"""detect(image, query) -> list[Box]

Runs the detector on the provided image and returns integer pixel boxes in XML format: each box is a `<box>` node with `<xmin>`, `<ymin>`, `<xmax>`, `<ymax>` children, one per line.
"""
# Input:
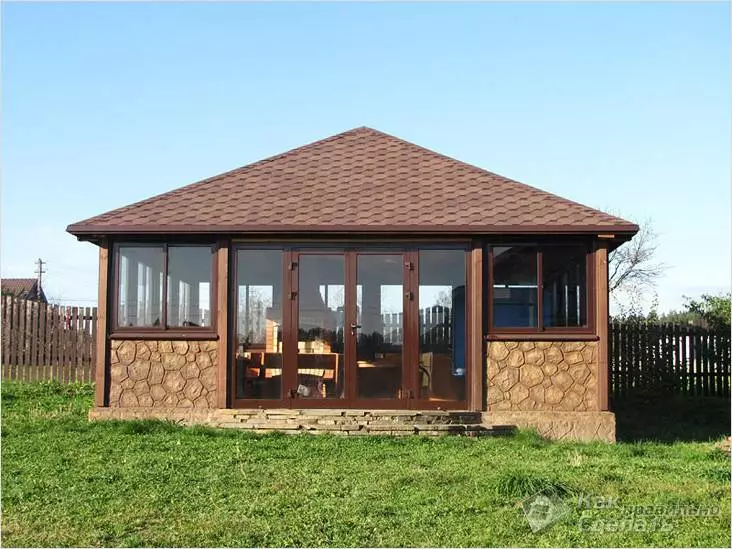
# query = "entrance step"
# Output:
<box><xmin>214</xmin><ymin>409</ymin><xmax>516</xmax><ymax>436</ymax></box>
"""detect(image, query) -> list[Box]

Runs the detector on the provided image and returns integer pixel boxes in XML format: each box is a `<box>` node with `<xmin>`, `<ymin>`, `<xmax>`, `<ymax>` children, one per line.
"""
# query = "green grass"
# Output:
<box><xmin>1</xmin><ymin>381</ymin><xmax>730</xmax><ymax>547</ymax></box>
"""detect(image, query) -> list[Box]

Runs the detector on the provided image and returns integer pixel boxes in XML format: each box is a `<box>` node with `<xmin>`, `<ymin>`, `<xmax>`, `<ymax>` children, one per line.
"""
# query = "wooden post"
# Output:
<box><xmin>469</xmin><ymin>244</ymin><xmax>483</xmax><ymax>411</ymax></box>
<box><xmin>95</xmin><ymin>242</ymin><xmax>109</xmax><ymax>407</ymax></box>
<box><xmin>595</xmin><ymin>241</ymin><xmax>609</xmax><ymax>411</ymax></box>
<box><xmin>216</xmin><ymin>240</ymin><xmax>229</xmax><ymax>409</ymax></box>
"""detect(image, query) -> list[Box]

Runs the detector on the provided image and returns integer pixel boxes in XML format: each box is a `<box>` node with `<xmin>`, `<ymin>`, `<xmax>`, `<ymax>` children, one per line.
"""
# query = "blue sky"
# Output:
<box><xmin>2</xmin><ymin>2</ymin><xmax>730</xmax><ymax>312</ymax></box>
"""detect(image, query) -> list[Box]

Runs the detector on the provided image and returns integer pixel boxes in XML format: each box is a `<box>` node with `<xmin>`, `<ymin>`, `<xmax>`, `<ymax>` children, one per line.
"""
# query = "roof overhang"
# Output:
<box><xmin>67</xmin><ymin>222</ymin><xmax>640</xmax><ymax>248</ymax></box>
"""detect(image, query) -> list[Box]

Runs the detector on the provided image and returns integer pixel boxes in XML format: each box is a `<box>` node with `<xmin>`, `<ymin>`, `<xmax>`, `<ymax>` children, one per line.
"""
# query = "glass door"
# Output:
<box><xmin>291</xmin><ymin>253</ymin><xmax>347</xmax><ymax>401</ymax></box>
<box><xmin>233</xmin><ymin>245</ymin><xmax>470</xmax><ymax>410</ymax></box>
<box><xmin>289</xmin><ymin>250</ymin><xmax>411</xmax><ymax>408</ymax></box>
<box><xmin>354</xmin><ymin>253</ymin><xmax>408</xmax><ymax>404</ymax></box>
<box><xmin>415</xmin><ymin>249</ymin><xmax>468</xmax><ymax>407</ymax></box>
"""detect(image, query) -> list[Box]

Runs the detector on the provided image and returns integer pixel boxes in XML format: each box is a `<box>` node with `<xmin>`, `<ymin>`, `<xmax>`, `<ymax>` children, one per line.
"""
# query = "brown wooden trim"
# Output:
<box><xmin>229</xmin><ymin>246</ymin><xmax>239</xmax><ymax>406</ymax></box>
<box><xmin>536</xmin><ymin>250</ymin><xmax>544</xmax><ymax>331</ymax></box>
<box><xmin>216</xmin><ymin>240</ymin><xmax>229</xmax><ymax>408</ymax></box>
<box><xmin>407</xmin><ymin>249</ymin><xmax>419</xmax><ymax>406</ymax></box>
<box><xmin>491</xmin><ymin>327</ymin><xmax>596</xmax><ymax>336</ymax></box>
<box><xmin>469</xmin><ymin>244</ymin><xmax>483</xmax><ymax>411</ymax></box>
<box><xmin>95</xmin><ymin>241</ymin><xmax>110</xmax><ymax>407</ymax></box>
<box><xmin>162</xmin><ymin>243</ymin><xmax>169</xmax><ymax>328</ymax></box>
<box><xmin>109</xmin><ymin>331</ymin><xmax>218</xmax><ymax>341</ymax></box>
<box><xmin>285</xmin><ymin>249</ymin><xmax>298</xmax><ymax>402</ymax></box>
<box><xmin>345</xmin><ymin>251</ymin><xmax>357</xmax><ymax>402</ymax></box>
<box><xmin>232</xmin><ymin>238</ymin><xmax>473</xmax><ymax>245</ymax></box>
<box><xmin>232</xmin><ymin>399</ymin><xmax>290</xmax><ymax>409</ymax></box>
<box><xmin>486</xmin><ymin>333</ymin><xmax>600</xmax><ymax>342</ymax></box>
<box><xmin>595</xmin><ymin>241</ymin><xmax>610</xmax><ymax>411</ymax></box>
<box><xmin>68</xmin><ymin>223</ymin><xmax>641</xmax><ymax>237</ymax></box>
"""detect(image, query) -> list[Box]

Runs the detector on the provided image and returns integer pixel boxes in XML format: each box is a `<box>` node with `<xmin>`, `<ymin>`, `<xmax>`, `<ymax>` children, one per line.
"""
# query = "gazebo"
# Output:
<box><xmin>67</xmin><ymin>127</ymin><xmax>637</xmax><ymax>441</ymax></box>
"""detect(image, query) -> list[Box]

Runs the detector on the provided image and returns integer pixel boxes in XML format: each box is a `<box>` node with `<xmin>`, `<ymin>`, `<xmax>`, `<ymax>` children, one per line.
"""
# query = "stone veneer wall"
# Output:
<box><xmin>109</xmin><ymin>340</ymin><xmax>218</xmax><ymax>408</ymax></box>
<box><xmin>486</xmin><ymin>341</ymin><xmax>599</xmax><ymax>412</ymax></box>
<box><xmin>484</xmin><ymin>411</ymin><xmax>615</xmax><ymax>442</ymax></box>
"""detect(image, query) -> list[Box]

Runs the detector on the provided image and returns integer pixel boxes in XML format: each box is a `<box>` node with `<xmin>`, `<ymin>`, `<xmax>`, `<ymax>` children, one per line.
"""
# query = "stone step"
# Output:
<box><xmin>214</xmin><ymin>419</ymin><xmax>515</xmax><ymax>437</ymax></box>
<box><xmin>228</xmin><ymin>410</ymin><xmax>483</xmax><ymax>426</ymax></box>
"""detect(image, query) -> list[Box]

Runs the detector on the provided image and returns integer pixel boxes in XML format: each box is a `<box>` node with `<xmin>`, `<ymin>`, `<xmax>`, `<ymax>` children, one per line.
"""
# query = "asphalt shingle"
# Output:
<box><xmin>67</xmin><ymin>127</ymin><xmax>637</xmax><ymax>236</ymax></box>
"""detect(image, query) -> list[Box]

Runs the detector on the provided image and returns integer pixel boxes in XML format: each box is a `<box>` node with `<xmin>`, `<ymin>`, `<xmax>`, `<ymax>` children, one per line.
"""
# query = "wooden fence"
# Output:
<box><xmin>609</xmin><ymin>322</ymin><xmax>730</xmax><ymax>399</ymax></box>
<box><xmin>2</xmin><ymin>295</ymin><xmax>730</xmax><ymax>397</ymax></box>
<box><xmin>1</xmin><ymin>296</ymin><xmax>97</xmax><ymax>383</ymax></box>
<box><xmin>379</xmin><ymin>306</ymin><xmax>453</xmax><ymax>348</ymax></box>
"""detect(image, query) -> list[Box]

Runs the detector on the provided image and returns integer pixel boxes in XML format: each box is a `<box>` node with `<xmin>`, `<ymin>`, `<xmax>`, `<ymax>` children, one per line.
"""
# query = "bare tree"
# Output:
<box><xmin>609</xmin><ymin>220</ymin><xmax>665</xmax><ymax>295</ymax></box>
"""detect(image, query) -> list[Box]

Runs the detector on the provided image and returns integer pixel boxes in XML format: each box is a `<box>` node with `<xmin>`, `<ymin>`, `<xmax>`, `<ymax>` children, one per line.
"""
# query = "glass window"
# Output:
<box><xmin>542</xmin><ymin>246</ymin><xmax>587</xmax><ymax>327</ymax></box>
<box><xmin>492</xmin><ymin>246</ymin><xmax>538</xmax><ymax>328</ymax></box>
<box><xmin>115</xmin><ymin>244</ymin><xmax>214</xmax><ymax>330</ymax></box>
<box><xmin>166</xmin><ymin>246</ymin><xmax>213</xmax><ymax>328</ymax></box>
<box><xmin>117</xmin><ymin>245</ymin><xmax>164</xmax><ymax>327</ymax></box>
<box><xmin>419</xmin><ymin>250</ymin><xmax>466</xmax><ymax>402</ymax></box>
<box><xmin>235</xmin><ymin>250</ymin><xmax>283</xmax><ymax>400</ymax></box>
<box><xmin>490</xmin><ymin>244</ymin><xmax>589</xmax><ymax>331</ymax></box>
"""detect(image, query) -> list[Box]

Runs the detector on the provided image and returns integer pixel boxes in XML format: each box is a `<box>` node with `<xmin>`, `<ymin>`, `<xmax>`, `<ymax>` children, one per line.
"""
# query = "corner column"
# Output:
<box><xmin>469</xmin><ymin>244</ymin><xmax>483</xmax><ymax>411</ymax></box>
<box><xmin>216</xmin><ymin>240</ymin><xmax>230</xmax><ymax>409</ymax></box>
<box><xmin>594</xmin><ymin>241</ymin><xmax>610</xmax><ymax>411</ymax></box>
<box><xmin>95</xmin><ymin>240</ymin><xmax>109</xmax><ymax>407</ymax></box>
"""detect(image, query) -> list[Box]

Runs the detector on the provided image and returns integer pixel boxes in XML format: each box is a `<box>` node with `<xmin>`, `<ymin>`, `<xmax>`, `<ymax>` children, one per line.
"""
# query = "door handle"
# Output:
<box><xmin>350</xmin><ymin>323</ymin><xmax>361</xmax><ymax>335</ymax></box>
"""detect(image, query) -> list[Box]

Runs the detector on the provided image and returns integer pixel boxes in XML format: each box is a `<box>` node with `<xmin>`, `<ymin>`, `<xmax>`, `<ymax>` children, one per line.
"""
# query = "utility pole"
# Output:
<box><xmin>35</xmin><ymin>258</ymin><xmax>46</xmax><ymax>301</ymax></box>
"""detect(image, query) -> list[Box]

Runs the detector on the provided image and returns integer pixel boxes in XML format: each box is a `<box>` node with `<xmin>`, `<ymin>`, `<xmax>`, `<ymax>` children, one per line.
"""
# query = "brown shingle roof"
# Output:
<box><xmin>67</xmin><ymin>127</ymin><xmax>637</xmax><ymax>237</ymax></box>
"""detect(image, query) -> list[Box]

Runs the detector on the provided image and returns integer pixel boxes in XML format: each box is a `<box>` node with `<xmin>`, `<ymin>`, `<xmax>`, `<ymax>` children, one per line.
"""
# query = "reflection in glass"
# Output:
<box><xmin>492</xmin><ymin>246</ymin><xmax>538</xmax><ymax>328</ymax></box>
<box><xmin>117</xmin><ymin>246</ymin><xmax>164</xmax><ymax>327</ymax></box>
<box><xmin>297</xmin><ymin>255</ymin><xmax>345</xmax><ymax>399</ymax></box>
<box><xmin>356</xmin><ymin>255</ymin><xmax>403</xmax><ymax>399</ymax></box>
<box><xmin>235</xmin><ymin>250</ymin><xmax>283</xmax><ymax>399</ymax></box>
<box><xmin>543</xmin><ymin>246</ymin><xmax>587</xmax><ymax>327</ymax></box>
<box><xmin>419</xmin><ymin>250</ymin><xmax>466</xmax><ymax>401</ymax></box>
<box><xmin>166</xmin><ymin>246</ymin><xmax>213</xmax><ymax>327</ymax></box>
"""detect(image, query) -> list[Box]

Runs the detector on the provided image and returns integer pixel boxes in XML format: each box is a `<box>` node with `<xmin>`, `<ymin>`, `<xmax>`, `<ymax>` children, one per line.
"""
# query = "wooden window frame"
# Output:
<box><xmin>110</xmin><ymin>242</ymin><xmax>218</xmax><ymax>339</ymax></box>
<box><xmin>486</xmin><ymin>241</ymin><xmax>596</xmax><ymax>339</ymax></box>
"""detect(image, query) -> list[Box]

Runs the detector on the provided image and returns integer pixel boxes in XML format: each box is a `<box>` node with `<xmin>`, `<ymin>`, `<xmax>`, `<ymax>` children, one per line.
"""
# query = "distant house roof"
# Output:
<box><xmin>67</xmin><ymin>127</ymin><xmax>638</xmax><ymax>238</ymax></box>
<box><xmin>1</xmin><ymin>278</ymin><xmax>47</xmax><ymax>303</ymax></box>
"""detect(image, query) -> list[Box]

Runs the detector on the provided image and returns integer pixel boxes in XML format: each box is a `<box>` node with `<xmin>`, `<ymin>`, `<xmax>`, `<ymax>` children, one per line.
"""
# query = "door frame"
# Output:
<box><xmin>288</xmin><ymin>248</ymin><xmax>412</xmax><ymax>409</ymax></box>
<box><xmin>230</xmin><ymin>241</ymin><xmax>473</xmax><ymax>410</ymax></box>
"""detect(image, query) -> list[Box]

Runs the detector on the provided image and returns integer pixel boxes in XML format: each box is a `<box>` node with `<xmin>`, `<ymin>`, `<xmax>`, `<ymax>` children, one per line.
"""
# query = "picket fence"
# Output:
<box><xmin>1</xmin><ymin>296</ymin><xmax>96</xmax><ymax>383</ymax></box>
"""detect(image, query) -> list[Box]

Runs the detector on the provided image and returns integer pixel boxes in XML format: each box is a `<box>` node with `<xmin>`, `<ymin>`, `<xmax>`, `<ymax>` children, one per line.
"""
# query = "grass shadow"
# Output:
<box><xmin>613</xmin><ymin>393</ymin><xmax>730</xmax><ymax>443</ymax></box>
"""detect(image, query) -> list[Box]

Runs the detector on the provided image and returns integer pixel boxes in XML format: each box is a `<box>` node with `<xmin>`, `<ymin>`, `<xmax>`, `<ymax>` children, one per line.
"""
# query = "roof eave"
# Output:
<box><xmin>67</xmin><ymin>223</ymin><xmax>640</xmax><ymax>240</ymax></box>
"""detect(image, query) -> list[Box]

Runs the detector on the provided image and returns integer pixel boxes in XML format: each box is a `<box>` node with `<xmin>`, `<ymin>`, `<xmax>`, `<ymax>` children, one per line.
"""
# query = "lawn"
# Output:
<box><xmin>1</xmin><ymin>382</ymin><xmax>730</xmax><ymax>547</ymax></box>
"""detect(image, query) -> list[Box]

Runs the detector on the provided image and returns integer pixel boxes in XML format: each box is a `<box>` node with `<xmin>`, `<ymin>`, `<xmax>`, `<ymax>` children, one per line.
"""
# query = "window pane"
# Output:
<box><xmin>166</xmin><ymin>246</ymin><xmax>213</xmax><ymax>328</ymax></box>
<box><xmin>297</xmin><ymin>255</ymin><xmax>345</xmax><ymax>400</ymax></box>
<box><xmin>117</xmin><ymin>245</ymin><xmax>164</xmax><ymax>327</ymax></box>
<box><xmin>419</xmin><ymin>250</ymin><xmax>466</xmax><ymax>402</ymax></box>
<box><xmin>356</xmin><ymin>255</ymin><xmax>403</xmax><ymax>399</ymax></box>
<box><xmin>492</xmin><ymin>245</ymin><xmax>538</xmax><ymax>328</ymax></box>
<box><xmin>542</xmin><ymin>246</ymin><xmax>587</xmax><ymax>327</ymax></box>
<box><xmin>235</xmin><ymin>250</ymin><xmax>283</xmax><ymax>400</ymax></box>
